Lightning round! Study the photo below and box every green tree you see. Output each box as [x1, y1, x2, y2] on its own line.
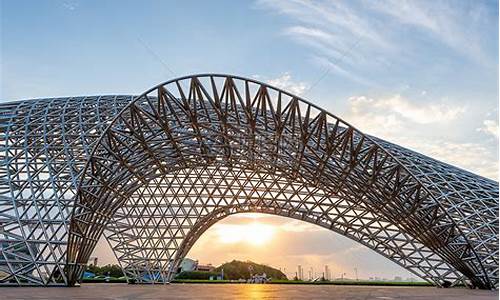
[99, 264, 124, 277]
[175, 271, 221, 280]
[85, 264, 124, 277]
[214, 260, 287, 280]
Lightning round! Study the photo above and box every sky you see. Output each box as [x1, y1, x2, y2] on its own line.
[1, 0, 498, 280]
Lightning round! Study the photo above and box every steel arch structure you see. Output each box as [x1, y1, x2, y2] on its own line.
[0, 75, 497, 289]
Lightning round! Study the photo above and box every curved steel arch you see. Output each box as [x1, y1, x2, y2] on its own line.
[0, 74, 497, 288]
[103, 166, 464, 286]
[65, 74, 497, 289]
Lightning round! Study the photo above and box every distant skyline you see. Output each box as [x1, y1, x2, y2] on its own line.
[95, 213, 421, 280]
[2, 0, 498, 281]
[186, 213, 420, 280]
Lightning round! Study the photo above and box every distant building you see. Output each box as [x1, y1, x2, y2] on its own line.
[324, 265, 331, 281]
[249, 273, 268, 283]
[179, 258, 198, 272]
[196, 264, 215, 272]
[297, 265, 304, 280]
[178, 258, 214, 273]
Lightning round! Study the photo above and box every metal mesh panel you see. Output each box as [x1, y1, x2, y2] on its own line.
[0, 75, 497, 289]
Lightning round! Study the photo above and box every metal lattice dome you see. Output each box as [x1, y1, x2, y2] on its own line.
[0, 74, 497, 288]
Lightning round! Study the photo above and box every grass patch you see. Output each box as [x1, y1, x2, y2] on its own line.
[82, 278, 434, 287]
[267, 280, 432, 286]
[171, 279, 237, 284]
[82, 278, 127, 283]
[172, 279, 433, 286]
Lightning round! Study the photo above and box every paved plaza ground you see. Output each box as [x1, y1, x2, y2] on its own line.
[0, 283, 497, 300]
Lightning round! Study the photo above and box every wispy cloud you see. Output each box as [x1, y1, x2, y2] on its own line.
[61, 0, 79, 11]
[254, 72, 310, 96]
[260, 0, 391, 49]
[477, 119, 499, 138]
[348, 94, 465, 125]
[399, 138, 498, 180]
[367, 0, 493, 65]
[256, 0, 496, 87]
[311, 56, 378, 87]
[345, 94, 496, 179]
[256, 0, 392, 87]
[255, 72, 495, 179]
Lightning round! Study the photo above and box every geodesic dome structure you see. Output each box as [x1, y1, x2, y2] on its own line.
[0, 74, 498, 288]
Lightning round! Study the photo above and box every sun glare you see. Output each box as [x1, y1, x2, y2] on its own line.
[216, 222, 275, 246]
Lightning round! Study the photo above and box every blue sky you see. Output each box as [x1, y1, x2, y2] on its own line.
[1, 0, 498, 280]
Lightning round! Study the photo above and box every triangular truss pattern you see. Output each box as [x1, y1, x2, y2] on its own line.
[0, 75, 497, 289]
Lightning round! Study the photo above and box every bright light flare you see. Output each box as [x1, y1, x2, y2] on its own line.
[215, 222, 276, 246]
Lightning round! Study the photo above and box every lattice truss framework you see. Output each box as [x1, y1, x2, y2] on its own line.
[0, 74, 497, 289]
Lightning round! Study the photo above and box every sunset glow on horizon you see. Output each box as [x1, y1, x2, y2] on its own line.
[95, 212, 421, 280]
[215, 222, 276, 246]
[186, 213, 416, 280]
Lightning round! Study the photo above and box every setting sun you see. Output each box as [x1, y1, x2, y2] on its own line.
[215, 222, 276, 246]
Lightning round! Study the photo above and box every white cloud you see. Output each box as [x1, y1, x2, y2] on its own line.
[62, 0, 79, 10]
[286, 26, 333, 42]
[348, 94, 465, 125]
[368, 0, 491, 65]
[256, 0, 495, 85]
[284, 26, 363, 67]
[477, 119, 499, 138]
[311, 56, 377, 88]
[401, 139, 498, 180]
[266, 72, 310, 96]
[345, 94, 497, 179]
[259, 0, 390, 49]
[256, 0, 394, 87]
